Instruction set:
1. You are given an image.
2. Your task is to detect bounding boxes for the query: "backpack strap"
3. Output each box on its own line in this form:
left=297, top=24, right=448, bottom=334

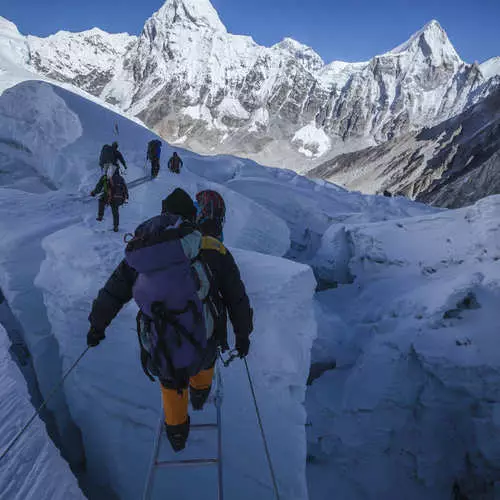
left=201, top=236, right=227, bottom=255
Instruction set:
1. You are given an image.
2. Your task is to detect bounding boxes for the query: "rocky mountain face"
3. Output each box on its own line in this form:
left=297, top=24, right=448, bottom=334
left=1, top=0, right=499, bottom=172
left=308, top=85, right=500, bottom=208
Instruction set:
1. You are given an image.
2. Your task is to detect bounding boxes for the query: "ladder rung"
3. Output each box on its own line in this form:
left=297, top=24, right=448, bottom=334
left=191, top=423, right=217, bottom=429
left=155, top=458, right=218, bottom=468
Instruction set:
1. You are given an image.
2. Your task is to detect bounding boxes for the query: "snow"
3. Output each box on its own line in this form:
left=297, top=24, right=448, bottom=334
left=388, top=19, right=461, bottom=65
left=307, top=195, right=500, bottom=499
left=292, top=123, right=332, bottom=158
left=0, top=325, right=84, bottom=499
left=182, top=104, right=214, bottom=126
left=156, top=0, right=227, bottom=33
left=217, top=97, right=250, bottom=121
left=480, top=57, right=500, bottom=80
left=272, top=38, right=324, bottom=73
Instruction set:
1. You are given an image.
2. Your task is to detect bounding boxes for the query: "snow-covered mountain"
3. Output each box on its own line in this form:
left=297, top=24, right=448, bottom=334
left=1, top=1, right=499, bottom=171
left=309, top=85, right=500, bottom=208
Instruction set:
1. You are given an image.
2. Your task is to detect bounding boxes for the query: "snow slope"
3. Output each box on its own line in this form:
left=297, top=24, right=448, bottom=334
left=0, top=325, right=84, bottom=500
left=307, top=196, right=500, bottom=499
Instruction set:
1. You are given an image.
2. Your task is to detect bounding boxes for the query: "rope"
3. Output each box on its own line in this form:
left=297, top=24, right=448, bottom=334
left=244, top=358, right=281, bottom=500
left=0, top=346, right=90, bottom=462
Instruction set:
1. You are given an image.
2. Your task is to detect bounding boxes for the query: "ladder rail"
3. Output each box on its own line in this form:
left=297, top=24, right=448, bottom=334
left=142, top=407, right=164, bottom=500
left=141, top=361, right=225, bottom=500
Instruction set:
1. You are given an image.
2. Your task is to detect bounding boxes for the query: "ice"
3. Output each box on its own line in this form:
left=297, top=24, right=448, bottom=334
left=0, top=325, right=84, bottom=500
left=292, top=123, right=332, bottom=158
left=306, top=195, right=500, bottom=499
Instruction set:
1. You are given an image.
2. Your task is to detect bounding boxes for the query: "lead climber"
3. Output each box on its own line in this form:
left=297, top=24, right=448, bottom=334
left=85, top=188, right=253, bottom=452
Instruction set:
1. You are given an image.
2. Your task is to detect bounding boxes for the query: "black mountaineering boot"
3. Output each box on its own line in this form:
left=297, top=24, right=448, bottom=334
left=165, top=417, right=190, bottom=452
left=190, top=385, right=211, bottom=411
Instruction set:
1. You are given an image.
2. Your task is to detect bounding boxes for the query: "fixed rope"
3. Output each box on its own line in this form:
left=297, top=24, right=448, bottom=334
left=0, top=346, right=89, bottom=462
left=243, top=358, right=281, bottom=500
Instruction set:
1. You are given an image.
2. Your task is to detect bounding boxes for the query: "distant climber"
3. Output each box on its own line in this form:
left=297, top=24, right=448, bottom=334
left=90, top=169, right=129, bottom=232
left=167, top=152, right=183, bottom=174
left=86, top=188, right=252, bottom=452
left=99, top=141, right=127, bottom=177
left=147, top=140, right=162, bottom=178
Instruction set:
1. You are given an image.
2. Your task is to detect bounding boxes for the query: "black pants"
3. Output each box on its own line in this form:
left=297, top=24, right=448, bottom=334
left=151, top=158, right=160, bottom=178
left=98, top=198, right=119, bottom=228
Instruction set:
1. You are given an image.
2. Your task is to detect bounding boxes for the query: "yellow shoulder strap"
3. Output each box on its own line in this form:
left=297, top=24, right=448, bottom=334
left=201, top=236, right=227, bottom=255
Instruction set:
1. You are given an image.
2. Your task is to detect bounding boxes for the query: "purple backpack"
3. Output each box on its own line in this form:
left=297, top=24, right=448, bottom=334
left=125, top=215, right=208, bottom=383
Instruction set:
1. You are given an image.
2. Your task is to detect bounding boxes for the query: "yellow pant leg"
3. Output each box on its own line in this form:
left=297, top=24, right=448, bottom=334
left=161, top=385, right=188, bottom=426
left=189, top=367, right=214, bottom=390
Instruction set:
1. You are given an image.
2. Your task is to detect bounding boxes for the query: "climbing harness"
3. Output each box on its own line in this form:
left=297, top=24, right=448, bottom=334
left=0, top=346, right=89, bottom=462
left=143, top=362, right=225, bottom=500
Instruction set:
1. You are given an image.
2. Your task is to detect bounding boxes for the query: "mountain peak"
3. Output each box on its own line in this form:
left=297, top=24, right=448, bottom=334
left=0, top=16, right=23, bottom=39
left=154, top=0, right=226, bottom=32
left=273, top=37, right=324, bottom=72
left=387, top=19, right=461, bottom=65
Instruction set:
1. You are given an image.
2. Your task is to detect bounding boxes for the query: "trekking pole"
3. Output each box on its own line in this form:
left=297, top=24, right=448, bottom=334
left=0, top=346, right=90, bottom=462
left=244, top=358, right=281, bottom=500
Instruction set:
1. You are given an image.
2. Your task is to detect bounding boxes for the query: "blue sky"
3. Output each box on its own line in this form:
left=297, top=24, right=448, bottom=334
left=2, top=0, right=499, bottom=63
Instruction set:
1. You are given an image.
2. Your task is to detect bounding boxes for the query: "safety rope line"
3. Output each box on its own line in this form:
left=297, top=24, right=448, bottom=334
left=0, top=346, right=90, bottom=462
left=244, top=358, right=281, bottom=500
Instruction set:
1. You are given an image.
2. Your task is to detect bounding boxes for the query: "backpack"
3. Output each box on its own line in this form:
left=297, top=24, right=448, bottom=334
left=125, top=217, right=212, bottom=384
left=147, top=140, right=162, bottom=160
left=99, top=144, right=115, bottom=166
left=111, top=173, right=127, bottom=205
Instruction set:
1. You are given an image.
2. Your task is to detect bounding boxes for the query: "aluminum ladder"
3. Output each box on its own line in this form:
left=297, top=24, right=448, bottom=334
left=142, top=366, right=224, bottom=500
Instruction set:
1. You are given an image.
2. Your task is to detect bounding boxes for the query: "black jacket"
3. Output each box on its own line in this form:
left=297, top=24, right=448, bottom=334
left=89, top=231, right=252, bottom=346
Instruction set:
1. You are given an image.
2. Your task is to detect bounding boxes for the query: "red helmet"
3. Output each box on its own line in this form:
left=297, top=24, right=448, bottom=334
left=195, top=190, right=226, bottom=221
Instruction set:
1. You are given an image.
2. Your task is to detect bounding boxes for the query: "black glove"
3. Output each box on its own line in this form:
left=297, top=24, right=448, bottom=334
left=235, top=336, right=250, bottom=358
left=87, top=326, right=105, bottom=347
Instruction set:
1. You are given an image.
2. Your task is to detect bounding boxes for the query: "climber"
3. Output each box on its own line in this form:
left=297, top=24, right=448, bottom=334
left=86, top=188, right=253, bottom=452
left=90, top=168, right=129, bottom=232
left=195, top=190, right=226, bottom=242
left=147, top=140, right=162, bottom=178
left=99, top=141, right=127, bottom=177
left=167, top=152, right=183, bottom=174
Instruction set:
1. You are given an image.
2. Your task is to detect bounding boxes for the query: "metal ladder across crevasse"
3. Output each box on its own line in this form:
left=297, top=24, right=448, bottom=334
left=142, top=363, right=225, bottom=500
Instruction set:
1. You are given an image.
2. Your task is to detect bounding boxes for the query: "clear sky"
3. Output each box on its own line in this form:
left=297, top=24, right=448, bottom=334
left=2, top=0, right=499, bottom=64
